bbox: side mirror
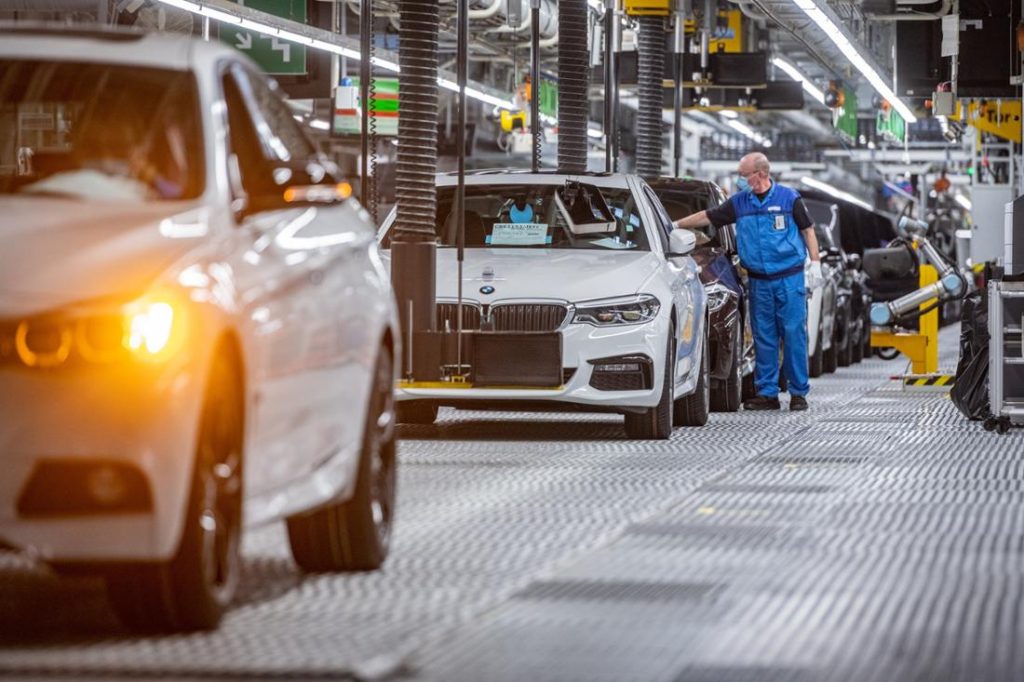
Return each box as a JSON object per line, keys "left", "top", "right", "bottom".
{"left": 667, "top": 230, "right": 697, "bottom": 257}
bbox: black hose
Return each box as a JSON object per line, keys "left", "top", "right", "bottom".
{"left": 557, "top": 0, "right": 588, "bottom": 174}
{"left": 635, "top": 15, "right": 665, "bottom": 178}
{"left": 393, "top": 0, "right": 440, "bottom": 242}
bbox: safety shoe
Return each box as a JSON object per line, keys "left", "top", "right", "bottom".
{"left": 744, "top": 395, "right": 781, "bottom": 411}
{"left": 790, "top": 395, "right": 809, "bottom": 411}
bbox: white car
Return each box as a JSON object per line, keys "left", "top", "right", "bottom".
{"left": 378, "top": 172, "right": 710, "bottom": 439}
{"left": 0, "top": 27, "right": 399, "bottom": 631}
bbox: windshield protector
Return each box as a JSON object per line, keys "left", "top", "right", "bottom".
{"left": 386, "top": 182, "right": 651, "bottom": 251}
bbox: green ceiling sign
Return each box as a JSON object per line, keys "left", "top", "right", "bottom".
{"left": 833, "top": 87, "right": 858, "bottom": 144}
{"left": 221, "top": 0, "right": 308, "bottom": 76}
{"left": 877, "top": 109, "right": 906, "bottom": 144}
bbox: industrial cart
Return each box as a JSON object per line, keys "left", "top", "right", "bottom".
{"left": 987, "top": 280, "right": 1024, "bottom": 432}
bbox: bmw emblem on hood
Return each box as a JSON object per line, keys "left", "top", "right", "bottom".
{"left": 480, "top": 285, "right": 495, "bottom": 295}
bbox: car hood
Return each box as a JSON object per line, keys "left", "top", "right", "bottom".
{"left": 382, "top": 248, "right": 661, "bottom": 302}
{"left": 0, "top": 197, "right": 208, "bottom": 316}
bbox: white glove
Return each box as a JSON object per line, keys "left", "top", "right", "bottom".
{"left": 807, "top": 261, "right": 824, "bottom": 290}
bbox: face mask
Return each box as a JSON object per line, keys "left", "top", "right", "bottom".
{"left": 736, "top": 175, "right": 751, "bottom": 192}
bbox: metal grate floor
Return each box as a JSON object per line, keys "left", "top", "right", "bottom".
{"left": 2, "top": 327, "right": 1022, "bottom": 681}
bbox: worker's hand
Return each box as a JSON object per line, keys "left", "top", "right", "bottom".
{"left": 807, "top": 261, "right": 824, "bottom": 290}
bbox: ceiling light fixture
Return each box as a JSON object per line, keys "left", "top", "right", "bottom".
{"left": 771, "top": 57, "right": 825, "bottom": 106}
{"left": 789, "top": 0, "right": 917, "bottom": 123}
{"left": 801, "top": 176, "right": 872, "bottom": 210}
{"left": 155, "top": 0, "right": 517, "bottom": 110}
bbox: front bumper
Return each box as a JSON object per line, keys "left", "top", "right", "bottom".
{"left": 0, "top": 357, "right": 205, "bottom": 563}
{"left": 397, "top": 315, "right": 674, "bottom": 410}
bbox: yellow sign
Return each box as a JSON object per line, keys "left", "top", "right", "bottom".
{"left": 964, "top": 100, "right": 1021, "bottom": 143}
{"left": 624, "top": 0, "right": 670, "bottom": 15}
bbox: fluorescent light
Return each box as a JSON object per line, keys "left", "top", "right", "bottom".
{"left": 954, "top": 194, "right": 972, "bottom": 211}
{"left": 726, "top": 119, "right": 769, "bottom": 146}
{"left": 801, "top": 176, "right": 872, "bottom": 210}
{"left": 771, "top": 57, "right": 825, "bottom": 106}
{"left": 309, "top": 119, "right": 329, "bottom": 131}
{"left": 154, "top": 0, "right": 522, "bottom": 109}
{"left": 787, "top": 0, "right": 916, "bottom": 123}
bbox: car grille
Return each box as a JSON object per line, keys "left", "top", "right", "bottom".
{"left": 437, "top": 303, "right": 482, "bottom": 331}
{"left": 491, "top": 304, "right": 568, "bottom": 332}
{"left": 436, "top": 303, "right": 568, "bottom": 333}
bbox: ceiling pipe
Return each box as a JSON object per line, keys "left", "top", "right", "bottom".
{"left": 869, "top": 0, "right": 951, "bottom": 20}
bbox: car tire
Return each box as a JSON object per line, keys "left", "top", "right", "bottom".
{"left": 396, "top": 400, "right": 437, "bottom": 425}
{"left": 710, "top": 322, "right": 742, "bottom": 412}
{"left": 836, "top": 307, "right": 853, "bottom": 368}
{"left": 742, "top": 369, "right": 756, "bottom": 401}
{"left": 809, "top": 326, "right": 824, "bottom": 378}
{"left": 105, "top": 350, "right": 244, "bottom": 632}
{"left": 862, "top": 310, "right": 873, "bottom": 359}
{"left": 823, "top": 336, "right": 837, "bottom": 374}
{"left": 287, "top": 347, "right": 397, "bottom": 572}
{"left": 851, "top": 326, "right": 863, "bottom": 364}
{"left": 624, "top": 337, "right": 675, "bottom": 440}
{"left": 674, "top": 330, "right": 710, "bottom": 427}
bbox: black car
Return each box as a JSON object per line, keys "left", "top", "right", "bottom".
{"left": 799, "top": 189, "right": 890, "bottom": 362}
{"left": 804, "top": 198, "right": 872, "bottom": 367}
{"left": 647, "top": 178, "right": 755, "bottom": 411}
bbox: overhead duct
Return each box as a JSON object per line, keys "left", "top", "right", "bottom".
{"left": 557, "top": 0, "right": 589, "bottom": 174}
{"left": 391, "top": 0, "right": 441, "bottom": 376}
{"left": 635, "top": 15, "right": 666, "bottom": 177}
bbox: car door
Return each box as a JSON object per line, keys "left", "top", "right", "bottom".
{"left": 221, "top": 63, "right": 368, "bottom": 496}
{"left": 639, "top": 182, "right": 703, "bottom": 385}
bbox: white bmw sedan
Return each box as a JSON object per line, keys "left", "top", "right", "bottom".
{"left": 379, "top": 172, "right": 710, "bottom": 439}
{"left": 0, "top": 27, "right": 399, "bottom": 631}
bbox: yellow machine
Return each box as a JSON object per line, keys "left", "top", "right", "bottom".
{"left": 624, "top": 0, "right": 670, "bottom": 15}
{"left": 869, "top": 217, "right": 965, "bottom": 388}
{"left": 870, "top": 264, "right": 940, "bottom": 377}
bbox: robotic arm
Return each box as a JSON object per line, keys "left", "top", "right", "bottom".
{"left": 869, "top": 216, "right": 966, "bottom": 327}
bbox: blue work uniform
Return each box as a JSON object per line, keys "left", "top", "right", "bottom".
{"left": 707, "top": 182, "right": 812, "bottom": 398}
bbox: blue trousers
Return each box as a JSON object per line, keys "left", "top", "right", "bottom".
{"left": 750, "top": 271, "right": 810, "bottom": 398}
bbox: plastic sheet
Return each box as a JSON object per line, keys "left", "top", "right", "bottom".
{"left": 951, "top": 290, "right": 990, "bottom": 420}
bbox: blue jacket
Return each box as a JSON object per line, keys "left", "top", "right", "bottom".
{"left": 732, "top": 182, "right": 807, "bottom": 276}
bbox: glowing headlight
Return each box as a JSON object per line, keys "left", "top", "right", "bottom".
{"left": 127, "top": 302, "right": 175, "bottom": 355}
{"left": 11, "top": 297, "right": 181, "bottom": 369}
{"left": 705, "top": 284, "right": 735, "bottom": 312}
{"left": 573, "top": 295, "right": 661, "bottom": 326}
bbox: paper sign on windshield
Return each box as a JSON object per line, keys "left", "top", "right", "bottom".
{"left": 487, "top": 223, "right": 551, "bottom": 246}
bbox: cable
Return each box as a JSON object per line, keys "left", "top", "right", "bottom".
{"left": 368, "top": 1, "right": 379, "bottom": 224}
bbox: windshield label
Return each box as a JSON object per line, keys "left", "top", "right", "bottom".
{"left": 487, "top": 223, "right": 551, "bottom": 246}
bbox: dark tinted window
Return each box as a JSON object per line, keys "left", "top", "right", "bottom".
{"left": 650, "top": 185, "right": 722, "bottom": 248}
{"left": 231, "top": 66, "right": 315, "bottom": 163}
{"left": 0, "top": 60, "right": 203, "bottom": 201}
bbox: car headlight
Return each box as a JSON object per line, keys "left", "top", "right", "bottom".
{"left": 12, "top": 296, "right": 183, "bottom": 369}
{"left": 573, "top": 294, "right": 661, "bottom": 326}
{"left": 705, "top": 284, "right": 735, "bottom": 312}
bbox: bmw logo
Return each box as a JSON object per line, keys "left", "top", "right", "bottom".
{"left": 480, "top": 285, "right": 495, "bottom": 295}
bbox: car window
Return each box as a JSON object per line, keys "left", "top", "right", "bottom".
{"left": 0, "top": 59, "right": 203, "bottom": 202}
{"left": 650, "top": 185, "right": 720, "bottom": 248}
{"left": 383, "top": 182, "right": 651, "bottom": 251}
{"left": 222, "top": 69, "right": 276, "bottom": 200}
{"left": 229, "top": 65, "right": 315, "bottom": 164}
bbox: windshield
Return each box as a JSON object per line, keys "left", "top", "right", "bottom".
{"left": 0, "top": 60, "right": 204, "bottom": 202}
{"left": 649, "top": 187, "right": 721, "bottom": 248}
{"left": 805, "top": 199, "right": 839, "bottom": 249}
{"left": 385, "top": 182, "right": 651, "bottom": 251}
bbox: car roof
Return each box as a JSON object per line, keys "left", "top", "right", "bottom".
{"left": 435, "top": 172, "right": 634, "bottom": 190}
{"left": 0, "top": 23, "right": 245, "bottom": 72}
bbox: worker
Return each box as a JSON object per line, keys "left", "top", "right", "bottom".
{"left": 672, "top": 152, "right": 823, "bottom": 411}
